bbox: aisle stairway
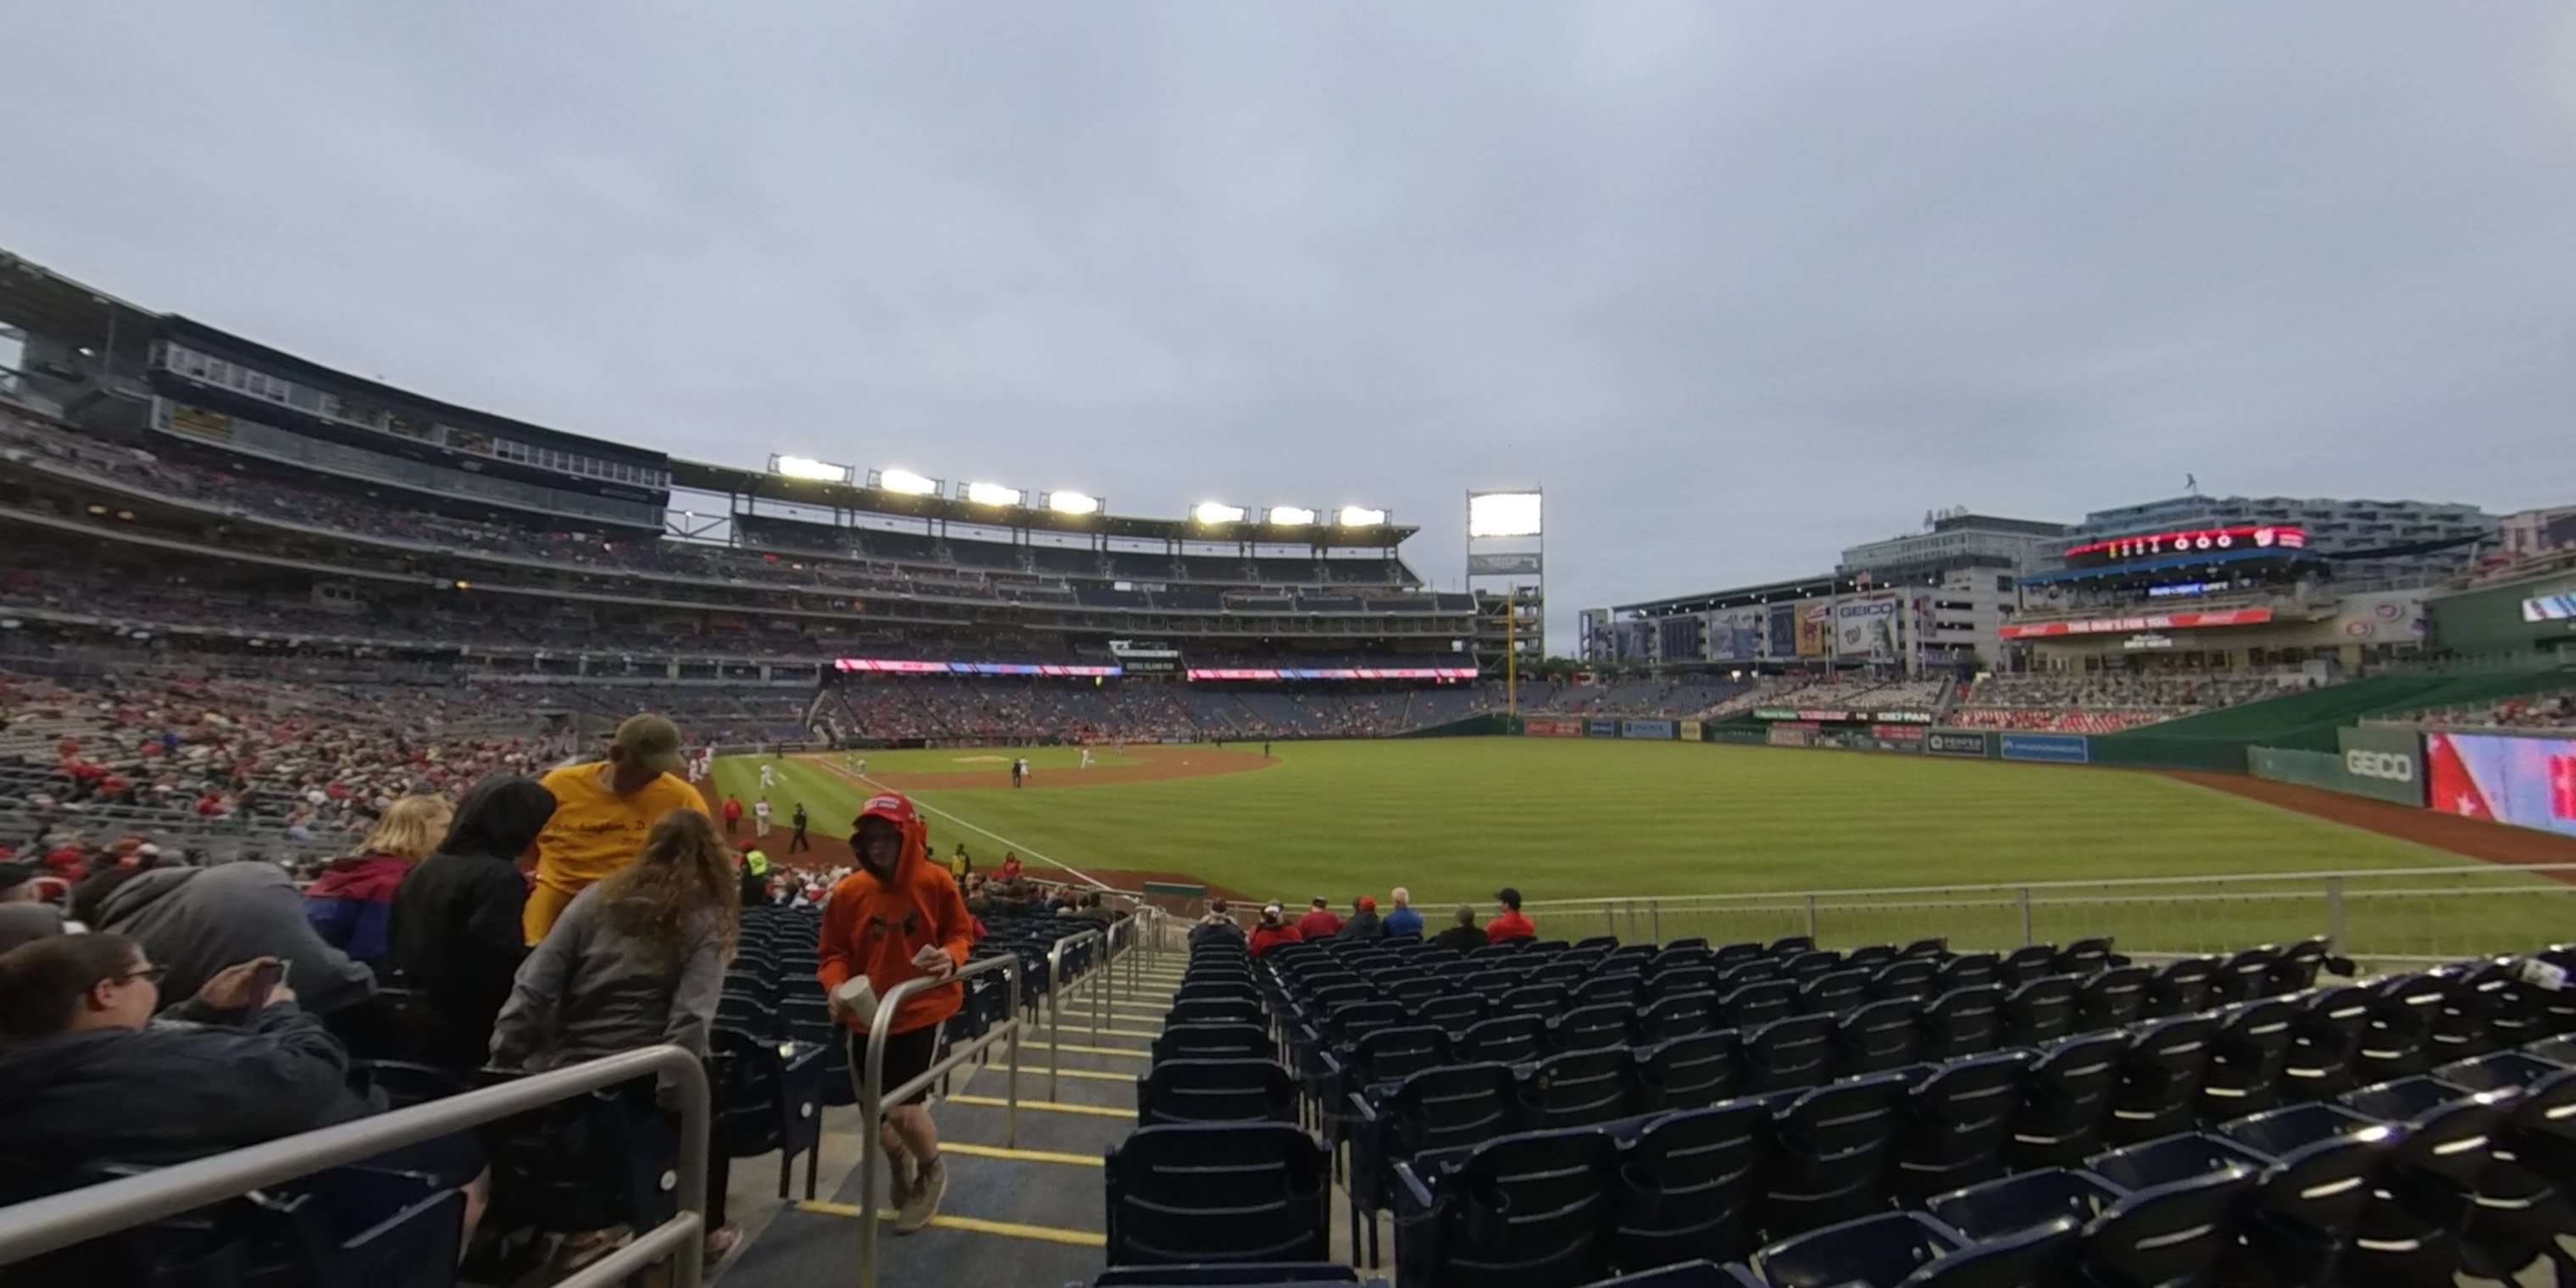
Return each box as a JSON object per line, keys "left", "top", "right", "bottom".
{"left": 716, "top": 928, "right": 1239, "bottom": 1285}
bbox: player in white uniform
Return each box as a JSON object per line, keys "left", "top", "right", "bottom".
{"left": 754, "top": 796, "right": 772, "bottom": 836}
{"left": 1080, "top": 748, "right": 1093, "bottom": 769}
{"left": 759, "top": 763, "right": 775, "bottom": 790}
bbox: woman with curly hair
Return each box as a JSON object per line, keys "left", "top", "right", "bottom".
{"left": 491, "top": 808, "right": 741, "bottom": 1264}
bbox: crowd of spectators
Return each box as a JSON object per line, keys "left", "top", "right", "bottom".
{"left": 2379, "top": 690, "right": 2576, "bottom": 731}
{"left": 1696, "top": 676, "right": 1947, "bottom": 719}
{"left": 1948, "top": 672, "right": 2295, "bottom": 731}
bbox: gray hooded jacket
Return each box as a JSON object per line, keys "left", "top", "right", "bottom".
{"left": 95, "top": 863, "right": 377, "bottom": 1016}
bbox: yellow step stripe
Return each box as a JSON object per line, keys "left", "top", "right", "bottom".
{"left": 937, "top": 1141, "right": 1102, "bottom": 1167}
{"left": 947, "top": 1092, "right": 1134, "bottom": 1119}
{"left": 1035, "top": 1025, "right": 1166, "bottom": 1041}
{"left": 796, "top": 1201, "right": 1107, "bottom": 1246}
{"left": 1018, "top": 1041, "right": 1152, "bottom": 1058}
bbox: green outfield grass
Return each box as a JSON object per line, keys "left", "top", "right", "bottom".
{"left": 706, "top": 738, "right": 2572, "bottom": 959}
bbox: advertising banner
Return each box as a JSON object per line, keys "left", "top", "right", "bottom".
{"left": 1768, "top": 605, "right": 1796, "bottom": 658}
{"left": 1678, "top": 719, "right": 1704, "bottom": 742}
{"left": 2334, "top": 725, "right": 2427, "bottom": 807}
{"left": 2000, "top": 608, "right": 2273, "bottom": 640}
{"left": 1468, "top": 552, "right": 1543, "bottom": 575}
{"left": 1796, "top": 607, "right": 1829, "bottom": 658}
{"left": 1707, "top": 607, "right": 1765, "bottom": 663}
{"left": 1524, "top": 717, "right": 1585, "bottom": 738}
{"left": 2001, "top": 733, "right": 2090, "bottom": 764}
{"left": 1768, "top": 726, "right": 1815, "bottom": 748}
{"left": 1871, "top": 724, "right": 1928, "bottom": 742}
{"left": 1836, "top": 594, "right": 1901, "bottom": 659}
{"left": 2425, "top": 733, "right": 2576, "bottom": 836}
{"left": 1925, "top": 730, "right": 1990, "bottom": 758}
{"left": 1622, "top": 719, "right": 1678, "bottom": 741}
{"left": 1873, "top": 710, "right": 1935, "bottom": 724}
{"left": 1588, "top": 719, "right": 1620, "bottom": 739}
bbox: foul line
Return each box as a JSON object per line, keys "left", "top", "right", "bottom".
{"left": 813, "top": 759, "right": 1110, "bottom": 891}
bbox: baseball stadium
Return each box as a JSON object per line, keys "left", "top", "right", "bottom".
{"left": 6, "top": 246, "right": 2576, "bottom": 1288}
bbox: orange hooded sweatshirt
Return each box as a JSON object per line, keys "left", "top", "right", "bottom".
{"left": 817, "top": 791, "right": 974, "bottom": 1035}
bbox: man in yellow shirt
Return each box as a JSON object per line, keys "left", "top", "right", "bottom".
{"left": 522, "top": 714, "right": 713, "bottom": 943}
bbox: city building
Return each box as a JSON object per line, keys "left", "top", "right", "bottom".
{"left": 2063, "top": 494, "right": 2494, "bottom": 585}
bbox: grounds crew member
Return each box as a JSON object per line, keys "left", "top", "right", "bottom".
{"left": 819, "top": 791, "right": 972, "bottom": 1235}
{"left": 525, "top": 715, "right": 710, "bottom": 943}
{"left": 739, "top": 848, "right": 771, "bottom": 909}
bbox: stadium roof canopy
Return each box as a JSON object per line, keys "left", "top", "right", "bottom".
{"left": 672, "top": 457, "right": 1418, "bottom": 546}
{"left": 1617, "top": 571, "right": 1877, "bottom": 617}
{"left": 0, "top": 252, "right": 160, "bottom": 362}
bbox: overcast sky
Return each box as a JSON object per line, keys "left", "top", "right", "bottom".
{"left": 3, "top": 3, "right": 2570, "bottom": 647}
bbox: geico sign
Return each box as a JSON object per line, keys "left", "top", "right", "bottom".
{"left": 2345, "top": 750, "right": 2416, "bottom": 782}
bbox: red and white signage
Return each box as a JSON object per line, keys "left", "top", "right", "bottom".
{"left": 2063, "top": 525, "right": 2306, "bottom": 568}
{"left": 2000, "top": 608, "right": 2275, "bottom": 640}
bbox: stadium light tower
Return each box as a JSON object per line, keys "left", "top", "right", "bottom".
{"left": 1191, "top": 501, "right": 1246, "bottom": 525}
{"left": 1042, "top": 491, "right": 1102, "bottom": 516}
{"left": 1268, "top": 505, "right": 1318, "bottom": 526}
{"left": 1467, "top": 488, "right": 1545, "bottom": 709}
{"left": 869, "top": 468, "right": 941, "bottom": 497}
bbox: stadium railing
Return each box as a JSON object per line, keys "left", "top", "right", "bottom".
{"left": 0, "top": 1043, "right": 711, "bottom": 1286}
{"left": 1524, "top": 863, "right": 2576, "bottom": 968}
{"left": 853, "top": 950, "right": 1026, "bottom": 1288}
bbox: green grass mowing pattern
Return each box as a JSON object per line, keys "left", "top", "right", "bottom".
{"left": 709, "top": 739, "right": 2571, "bottom": 958}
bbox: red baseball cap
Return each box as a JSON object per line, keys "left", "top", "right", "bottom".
{"left": 1357, "top": 897, "right": 1377, "bottom": 912}
{"left": 857, "top": 792, "right": 919, "bottom": 830}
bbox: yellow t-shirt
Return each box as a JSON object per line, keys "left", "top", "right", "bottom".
{"left": 523, "top": 764, "right": 712, "bottom": 942}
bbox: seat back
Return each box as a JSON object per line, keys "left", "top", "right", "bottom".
{"left": 1498, "top": 983, "right": 1572, "bottom": 1019}
{"left": 2081, "top": 1169, "right": 2257, "bottom": 1288}
{"left": 1422, "top": 993, "right": 1490, "bottom": 1038}
{"left": 1835, "top": 999, "right": 1924, "bottom": 1075}
{"left": 1523, "top": 1047, "right": 1637, "bottom": 1129}
{"left": 2200, "top": 998, "right": 2297, "bottom": 1119}
{"left": 1154, "top": 1022, "right": 1272, "bottom": 1065}
{"left": 1765, "top": 1071, "right": 1913, "bottom": 1235}
{"left": 2001, "top": 976, "right": 2077, "bottom": 1049}
{"left": 1799, "top": 969, "right": 1872, "bottom": 1019}
{"left": 1939, "top": 952, "right": 2000, "bottom": 993}
{"left": 1634, "top": 1030, "right": 1743, "bottom": 1113}
{"left": 1402, "top": 1128, "right": 1620, "bottom": 1288}
{"left": 1781, "top": 951, "right": 1842, "bottom": 985}
{"left": 1718, "top": 980, "right": 1797, "bottom": 1032}
{"left": 1639, "top": 991, "right": 1718, "bottom": 1044}
{"left": 1323, "top": 1000, "right": 1408, "bottom": 1046}
{"left": 1106, "top": 1123, "right": 1330, "bottom": 1265}
{"left": 1896, "top": 1049, "right": 2032, "bottom": 1202}
{"left": 1869, "top": 959, "right": 1938, "bottom": 1003}
{"left": 2358, "top": 973, "right": 2447, "bottom": 1079}
{"left": 1919, "top": 984, "right": 2004, "bottom": 1062}
{"left": 1552, "top": 1003, "right": 1637, "bottom": 1053}
{"left": 1576, "top": 972, "right": 1644, "bottom": 1008}
{"left": 1391, "top": 1063, "right": 1524, "bottom": 1159}
{"left": 2000, "top": 945, "right": 2061, "bottom": 990}
{"left": 2073, "top": 967, "right": 2147, "bottom": 1031}
{"left": 1138, "top": 1058, "right": 1299, "bottom": 1126}
{"left": 2010, "top": 1031, "right": 2127, "bottom": 1169}
{"left": 1745, "top": 1014, "right": 1835, "bottom": 1093}
{"left": 2141, "top": 957, "right": 2218, "bottom": 1019}
{"left": 2212, "top": 946, "right": 2281, "bottom": 1003}
{"left": 1615, "top": 1100, "right": 1768, "bottom": 1268}
{"left": 1171, "top": 997, "right": 1266, "bottom": 1029}
{"left": 1457, "top": 1014, "right": 1548, "bottom": 1065}
{"left": 2058, "top": 937, "right": 2116, "bottom": 978}
{"left": 2107, "top": 1014, "right": 2218, "bottom": 1146}
{"left": 1753, "top": 1210, "right": 1954, "bottom": 1288}
{"left": 1351, "top": 1025, "right": 1452, "bottom": 1089}
{"left": 2282, "top": 985, "right": 2373, "bottom": 1098}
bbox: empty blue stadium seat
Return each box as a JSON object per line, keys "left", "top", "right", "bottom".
{"left": 1613, "top": 1100, "right": 1768, "bottom": 1269}
{"left": 1139, "top": 1059, "right": 1299, "bottom": 1127}
{"left": 1106, "top": 1124, "right": 1330, "bottom": 1266}
{"left": 1395, "top": 1125, "right": 1620, "bottom": 1288}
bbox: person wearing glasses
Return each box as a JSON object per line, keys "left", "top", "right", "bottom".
{"left": 0, "top": 934, "right": 382, "bottom": 1200}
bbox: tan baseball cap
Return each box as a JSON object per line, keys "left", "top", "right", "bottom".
{"left": 612, "top": 714, "right": 687, "bottom": 777}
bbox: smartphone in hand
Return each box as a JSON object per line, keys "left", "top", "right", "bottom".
{"left": 245, "top": 958, "right": 291, "bottom": 1009}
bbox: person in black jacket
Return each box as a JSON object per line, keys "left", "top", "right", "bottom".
{"left": 387, "top": 775, "right": 558, "bottom": 1072}
{"left": 0, "top": 932, "right": 377, "bottom": 1200}
{"left": 1430, "top": 903, "right": 1487, "bottom": 953}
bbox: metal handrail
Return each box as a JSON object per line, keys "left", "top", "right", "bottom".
{"left": 1044, "top": 927, "right": 1107, "bottom": 1098}
{"left": 0, "top": 1043, "right": 709, "bottom": 1287}
{"left": 855, "top": 949, "right": 1024, "bottom": 1288}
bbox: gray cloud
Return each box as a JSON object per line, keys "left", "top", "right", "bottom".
{"left": 3, "top": 2, "right": 2568, "bottom": 647}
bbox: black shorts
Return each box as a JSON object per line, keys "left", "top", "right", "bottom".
{"left": 850, "top": 1021, "right": 944, "bottom": 1109}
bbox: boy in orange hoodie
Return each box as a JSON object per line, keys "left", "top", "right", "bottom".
{"left": 818, "top": 791, "right": 972, "bottom": 1234}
